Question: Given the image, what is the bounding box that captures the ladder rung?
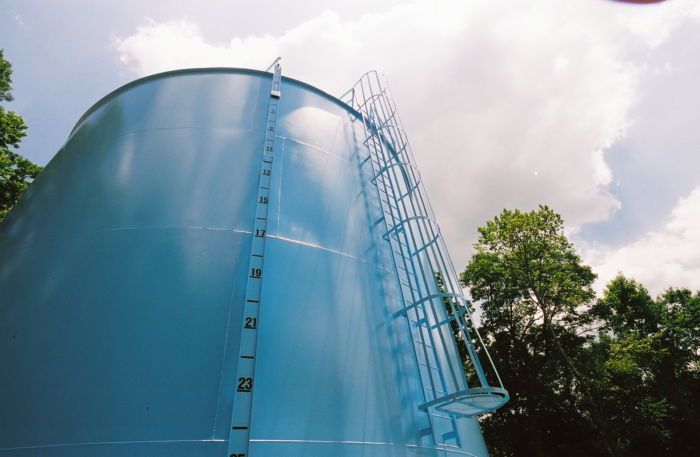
[427,389,448,395]
[442,431,458,442]
[418,362,443,372]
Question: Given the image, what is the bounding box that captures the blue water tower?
[0,60,507,457]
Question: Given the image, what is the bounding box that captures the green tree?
[459,207,699,456]
[0,49,15,101]
[0,48,42,222]
[659,287,700,447]
[461,206,613,456]
[591,275,700,455]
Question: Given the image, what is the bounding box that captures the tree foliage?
[0,49,14,103]
[461,206,700,457]
[0,49,42,222]
[590,276,700,455]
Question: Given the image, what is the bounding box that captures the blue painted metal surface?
[0,67,493,456]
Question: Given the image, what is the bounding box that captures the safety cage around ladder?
[340,72,509,420]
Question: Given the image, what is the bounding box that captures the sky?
[1,0,699,297]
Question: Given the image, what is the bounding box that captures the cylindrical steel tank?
[0,68,490,457]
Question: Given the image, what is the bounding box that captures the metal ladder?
[341,72,509,446]
[227,58,282,457]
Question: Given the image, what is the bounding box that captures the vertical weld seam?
[249,78,262,132]
[212,235,243,437]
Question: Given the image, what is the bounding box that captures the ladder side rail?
[384,206,448,399]
[362,103,445,404]
[388,184,465,393]
[429,237,491,387]
[401,149,491,388]
[356,74,381,116]
[367,119,422,301]
[368,75,466,443]
[417,221,485,382]
[360,107,443,441]
[370,80,487,392]
[385,88,500,391]
[372,104,464,393]
[381,94,438,223]
[375,163,447,403]
[369,135,406,240]
[413,189,492,388]
[374,126,409,169]
[398,166,470,332]
[370,93,461,379]
[431,223,490,348]
[368,98,429,307]
[349,72,510,416]
[434,233,506,389]
[372,99,451,315]
[381,75,426,180]
[363,96,451,404]
[396,138,495,390]
[374,89,485,381]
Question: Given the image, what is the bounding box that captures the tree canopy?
[461,206,699,457]
[0,49,43,222]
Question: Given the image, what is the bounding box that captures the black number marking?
[259,196,268,204]
[255,229,266,238]
[265,146,273,152]
[268,126,274,131]
[250,269,262,278]
[270,109,276,114]
[230,453,245,457]
[237,377,253,391]
[244,317,257,329]
[262,169,271,176]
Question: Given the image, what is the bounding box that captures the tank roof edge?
[69,67,360,137]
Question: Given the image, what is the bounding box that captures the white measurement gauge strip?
[228,59,282,457]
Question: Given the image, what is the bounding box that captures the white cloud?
[114,18,280,75]
[585,185,700,296]
[113,0,698,274]
[622,0,700,48]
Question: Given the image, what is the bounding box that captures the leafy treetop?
[0,48,42,222]
[0,49,14,102]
